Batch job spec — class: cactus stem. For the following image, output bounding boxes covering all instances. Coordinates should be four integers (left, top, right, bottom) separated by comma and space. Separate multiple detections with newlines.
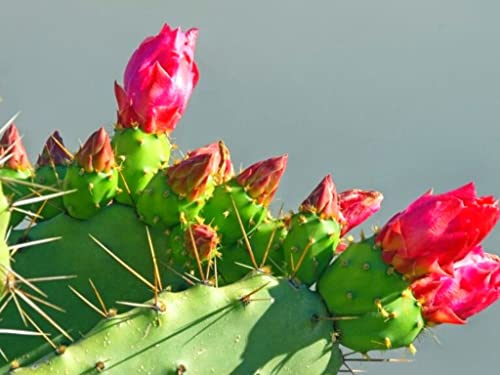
90, 234, 158, 292
116, 299, 166, 312
69, 285, 108, 318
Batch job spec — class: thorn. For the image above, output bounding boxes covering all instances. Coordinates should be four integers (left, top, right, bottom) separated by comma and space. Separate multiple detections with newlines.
290, 238, 315, 279
186, 224, 207, 281
239, 281, 271, 305
88, 278, 109, 317
230, 196, 258, 269
145, 226, 163, 303
15, 289, 73, 341
69, 285, 107, 318
260, 224, 278, 268
90, 234, 157, 292
116, 300, 166, 313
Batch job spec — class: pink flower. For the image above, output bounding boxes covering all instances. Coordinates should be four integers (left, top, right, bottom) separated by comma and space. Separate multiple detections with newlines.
411, 246, 500, 324
376, 183, 499, 279
115, 23, 199, 134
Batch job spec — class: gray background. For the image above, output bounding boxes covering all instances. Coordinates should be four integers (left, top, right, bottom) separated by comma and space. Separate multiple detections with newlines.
1, 1, 499, 374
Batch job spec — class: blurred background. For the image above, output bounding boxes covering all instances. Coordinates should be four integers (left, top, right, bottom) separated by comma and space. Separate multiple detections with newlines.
1, 1, 499, 373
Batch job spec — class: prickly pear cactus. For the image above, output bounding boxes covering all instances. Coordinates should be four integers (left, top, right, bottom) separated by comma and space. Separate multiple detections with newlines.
1, 23, 499, 375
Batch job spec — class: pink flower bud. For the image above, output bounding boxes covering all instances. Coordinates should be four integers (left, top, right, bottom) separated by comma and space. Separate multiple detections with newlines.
75, 128, 115, 173
377, 183, 500, 279
0, 124, 31, 171
115, 23, 199, 134
185, 223, 219, 260
338, 189, 383, 236
36, 131, 72, 167
411, 246, 500, 325
236, 155, 288, 207
167, 153, 216, 201
300, 174, 340, 220
187, 141, 234, 184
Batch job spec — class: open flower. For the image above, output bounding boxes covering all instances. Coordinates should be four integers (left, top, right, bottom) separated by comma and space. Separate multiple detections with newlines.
115, 23, 199, 134
411, 246, 500, 324
376, 183, 499, 279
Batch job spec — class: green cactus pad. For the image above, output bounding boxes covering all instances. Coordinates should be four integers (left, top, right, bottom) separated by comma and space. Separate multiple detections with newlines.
283, 212, 340, 286
112, 128, 170, 205
0, 168, 33, 227
31, 165, 67, 220
136, 171, 207, 228
318, 237, 409, 315
6, 275, 342, 375
62, 164, 118, 219
202, 181, 268, 245
1, 204, 187, 361
336, 290, 425, 353
218, 219, 288, 284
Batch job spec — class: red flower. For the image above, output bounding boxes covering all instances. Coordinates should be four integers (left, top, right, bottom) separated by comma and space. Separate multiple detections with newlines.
377, 183, 499, 279
411, 246, 500, 324
115, 23, 199, 134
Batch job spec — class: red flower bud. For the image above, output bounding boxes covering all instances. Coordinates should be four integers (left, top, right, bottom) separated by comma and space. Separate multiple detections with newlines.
187, 141, 234, 184
236, 155, 287, 207
338, 189, 383, 236
185, 223, 219, 260
300, 174, 340, 220
75, 128, 115, 173
115, 23, 199, 134
167, 153, 216, 201
0, 124, 32, 171
36, 131, 72, 167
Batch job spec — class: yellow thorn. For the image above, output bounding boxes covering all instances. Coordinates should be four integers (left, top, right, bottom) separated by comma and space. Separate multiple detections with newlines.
408, 343, 417, 355
384, 337, 392, 349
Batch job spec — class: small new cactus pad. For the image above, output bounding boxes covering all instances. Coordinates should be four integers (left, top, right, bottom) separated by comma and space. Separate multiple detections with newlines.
112, 127, 171, 205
